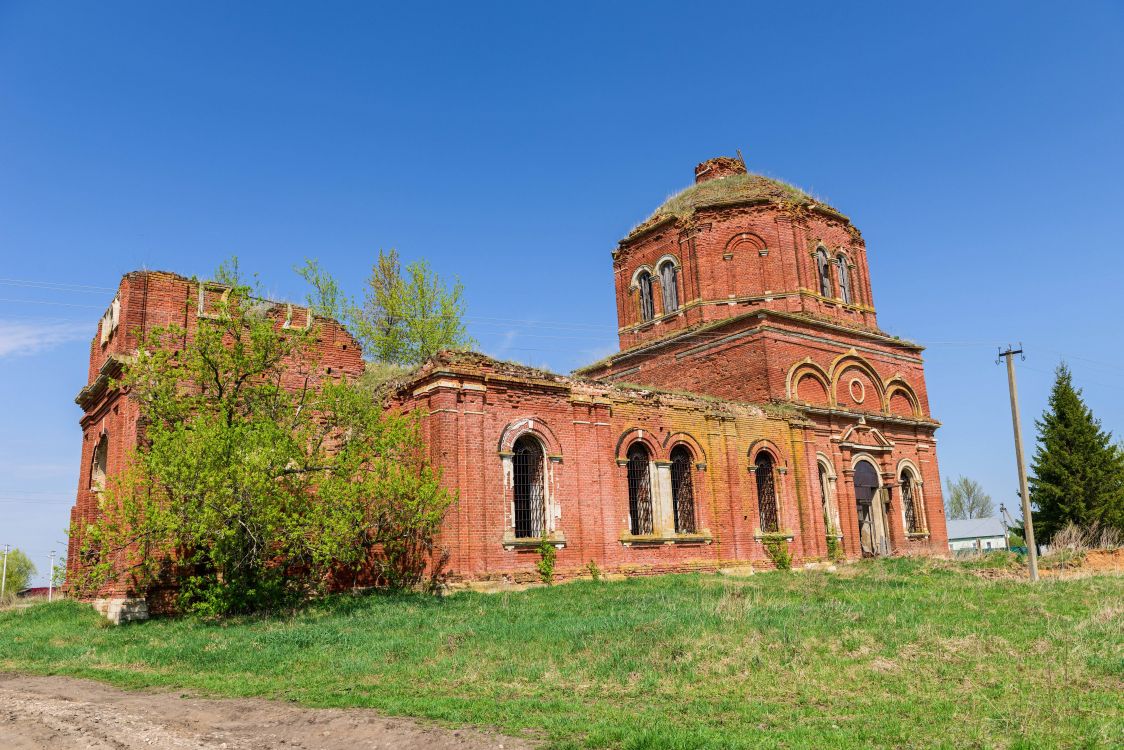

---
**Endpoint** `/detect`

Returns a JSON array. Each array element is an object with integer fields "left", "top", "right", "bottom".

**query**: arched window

[
  {"left": 637, "top": 271, "right": 655, "bottom": 322},
  {"left": 659, "top": 261, "right": 679, "bottom": 314},
  {"left": 513, "top": 435, "right": 545, "bottom": 538},
  {"left": 90, "top": 432, "right": 108, "bottom": 491},
  {"left": 670, "top": 445, "right": 696, "bottom": 534},
  {"left": 835, "top": 254, "right": 852, "bottom": 303},
  {"left": 626, "top": 443, "right": 654, "bottom": 535},
  {"left": 755, "top": 452, "right": 779, "bottom": 533},
  {"left": 900, "top": 468, "right": 924, "bottom": 534},
  {"left": 815, "top": 249, "right": 833, "bottom": 297},
  {"left": 818, "top": 462, "right": 834, "bottom": 533}
]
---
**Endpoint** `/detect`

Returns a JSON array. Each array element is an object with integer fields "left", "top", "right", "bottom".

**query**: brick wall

[
  {"left": 67, "top": 157, "right": 951, "bottom": 598},
  {"left": 66, "top": 271, "right": 364, "bottom": 597}
]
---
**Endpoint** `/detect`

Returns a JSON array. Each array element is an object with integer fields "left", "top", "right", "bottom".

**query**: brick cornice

[{"left": 578, "top": 308, "right": 922, "bottom": 375}]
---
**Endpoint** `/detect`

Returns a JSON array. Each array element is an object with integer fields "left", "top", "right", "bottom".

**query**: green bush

[
  {"left": 762, "top": 536, "right": 792, "bottom": 570},
  {"left": 585, "top": 560, "right": 601, "bottom": 581},
  {"left": 536, "top": 537, "right": 557, "bottom": 584}
]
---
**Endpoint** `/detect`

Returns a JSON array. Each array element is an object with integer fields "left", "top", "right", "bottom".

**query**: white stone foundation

[{"left": 93, "top": 597, "right": 148, "bottom": 624}]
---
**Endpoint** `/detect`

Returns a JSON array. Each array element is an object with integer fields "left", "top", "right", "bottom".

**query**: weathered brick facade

[
  {"left": 67, "top": 271, "right": 364, "bottom": 602},
  {"left": 69, "top": 157, "right": 948, "bottom": 605}
]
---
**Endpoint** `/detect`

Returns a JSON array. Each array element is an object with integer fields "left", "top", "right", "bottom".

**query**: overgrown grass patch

[{"left": 2, "top": 558, "right": 1121, "bottom": 749}]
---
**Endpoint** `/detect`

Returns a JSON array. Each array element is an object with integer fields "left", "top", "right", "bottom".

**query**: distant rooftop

[{"left": 946, "top": 517, "right": 1006, "bottom": 540}]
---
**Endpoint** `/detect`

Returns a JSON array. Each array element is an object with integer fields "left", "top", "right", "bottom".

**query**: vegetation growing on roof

[{"left": 629, "top": 172, "right": 844, "bottom": 237}]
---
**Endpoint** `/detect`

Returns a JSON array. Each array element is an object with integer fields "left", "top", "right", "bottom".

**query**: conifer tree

[{"left": 1029, "top": 363, "right": 1124, "bottom": 540}]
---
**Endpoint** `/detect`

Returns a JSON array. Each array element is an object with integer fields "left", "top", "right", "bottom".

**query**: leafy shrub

[
  {"left": 762, "top": 537, "right": 791, "bottom": 571},
  {"left": 825, "top": 534, "right": 842, "bottom": 562},
  {"left": 585, "top": 560, "right": 601, "bottom": 581},
  {"left": 536, "top": 538, "right": 557, "bottom": 585}
]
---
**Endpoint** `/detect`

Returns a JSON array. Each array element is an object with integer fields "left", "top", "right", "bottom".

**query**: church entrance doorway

[{"left": 854, "top": 460, "right": 889, "bottom": 556}]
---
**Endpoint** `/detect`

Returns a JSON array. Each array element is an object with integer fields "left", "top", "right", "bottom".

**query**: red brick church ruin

[{"left": 69, "top": 157, "right": 948, "bottom": 609}]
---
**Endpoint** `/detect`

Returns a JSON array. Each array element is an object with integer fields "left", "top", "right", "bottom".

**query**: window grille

[
  {"left": 670, "top": 446, "right": 696, "bottom": 534},
  {"left": 627, "top": 444, "right": 654, "bottom": 535},
  {"left": 901, "top": 470, "right": 923, "bottom": 534},
  {"left": 755, "top": 453, "right": 779, "bottom": 533},
  {"left": 637, "top": 271, "right": 655, "bottom": 322},
  {"left": 659, "top": 262, "right": 679, "bottom": 313},
  {"left": 835, "top": 255, "right": 852, "bottom": 303},
  {"left": 513, "top": 435, "right": 545, "bottom": 538},
  {"left": 815, "top": 249, "right": 833, "bottom": 297}
]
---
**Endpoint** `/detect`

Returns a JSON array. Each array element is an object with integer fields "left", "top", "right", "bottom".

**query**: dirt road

[{"left": 0, "top": 674, "right": 534, "bottom": 749}]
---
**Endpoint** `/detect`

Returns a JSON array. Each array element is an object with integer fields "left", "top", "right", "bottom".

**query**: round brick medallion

[{"left": 849, "top": 378, "right": 866, "bottom": 404}]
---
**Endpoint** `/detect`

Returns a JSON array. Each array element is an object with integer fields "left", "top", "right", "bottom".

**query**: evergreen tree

[{"left": 1029, "top": 363, "right": 1124, "bottom": 540}]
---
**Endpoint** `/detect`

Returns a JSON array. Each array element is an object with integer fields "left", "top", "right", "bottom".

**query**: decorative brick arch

[
  {"left": 895, "top": 457, "right": 924, "bottom": 485},
  {"left": 746, "top": 438, "right": 786, "bottom": 467},
  {"left": 497, "top": 417, "right": 563, "bottom": 457},
  {"left": 615, "top": 426, "right": 664, "bottom": 461},
  {"left": 725, "top": 232, "right": 766, "bottom": 253},
  {"left": 883, "top": 377, "right": 921, "bottom": 418},
  {"left": 654, "top": 253, "right": 681, "bottom": 271},
  {"left": 628, "top": 265, "right": 656, "bottom": 290},
  {"left": 830, "top": 352, "right": 886, "bottom": 408},
  {"left": 786, "top": 359, "right": 833, "bottom": 407},
  {"left": 661, "top": 431, "right": 707, "bottom": 465}
]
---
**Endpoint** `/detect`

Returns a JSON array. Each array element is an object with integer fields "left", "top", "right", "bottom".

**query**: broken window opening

[
  {"left": 90, "top": 432, "right": 108, "bottom": 492},
  {"left": 815, "top": 249, "right": 833, "bottom": 298},
  {"left": 818, "top": 461, "right": 834, "bottom": 533},
  {"left": 901, "top": 468, "right": 923, "bottom": 534},
  {"left": 835, "top": 254, "right": 852, "bottom": 303},
  {"left": 637, "top": 271, "right": 655, "bottom": 322},
  {"left": 659, "top": 261, "right": 679, "bottom": 314}
]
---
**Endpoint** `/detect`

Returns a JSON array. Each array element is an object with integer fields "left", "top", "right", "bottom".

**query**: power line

[
  {"left": 0, "top": 278, "right": 115, "bottom": 293},
  {"left": 0, "top": 298, "right": 104, "bottom": 309}
]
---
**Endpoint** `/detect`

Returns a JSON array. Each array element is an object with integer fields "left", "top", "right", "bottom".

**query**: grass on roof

[{"left": 630, "top": 172, "right": 842, "bottom": 237}]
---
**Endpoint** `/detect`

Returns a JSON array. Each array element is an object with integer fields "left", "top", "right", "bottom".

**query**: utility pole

[
  {"left": 1, "top": 544, "right": 8, "bottom": 599},
  {"left": 998, "top": 345, "right": 1039, "bottom": 581},
  {"left": 47, "top": 550, "right": 56, "bottom": 602}
]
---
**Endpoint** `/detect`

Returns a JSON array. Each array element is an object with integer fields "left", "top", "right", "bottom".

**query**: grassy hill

[{"left": 1, "top": 557, "right": 1121, "bottom": 749}]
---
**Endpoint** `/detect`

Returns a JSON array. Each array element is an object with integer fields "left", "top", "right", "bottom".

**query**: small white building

[{"left": 947, "top": 518, "right": 1007, "bottom": 553}]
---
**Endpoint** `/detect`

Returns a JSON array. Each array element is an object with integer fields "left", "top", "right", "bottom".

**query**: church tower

[{"left": 580, "top": 157, "right": 947, "bottom": 558}]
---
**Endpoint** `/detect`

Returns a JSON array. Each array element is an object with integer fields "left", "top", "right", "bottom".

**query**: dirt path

[{"left": 0, "top": 674, "right": 535, "bottom": 750}]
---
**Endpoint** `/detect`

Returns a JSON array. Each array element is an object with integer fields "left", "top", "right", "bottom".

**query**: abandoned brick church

[{"left": 69, "top": 156, "right": 948, "bottom": 598}]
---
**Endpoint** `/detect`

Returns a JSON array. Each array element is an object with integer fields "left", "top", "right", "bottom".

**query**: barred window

[
  {"left": 627, "top": 444, "right": 654, "bottom": 535},
  {"left": 513, "top": 435, "right": 545, "bottom": 538},
  {"left": 670, "top": 445, "right": 696, "bottom": 534},
  {"left": 637, "top": 271, "right": 655, "bottom": 322},
  {"left": 835, "top": 254, "right": 852, "bottom": 303},
  {"left": 755, "top": 452, "right": 779, "bottom": 533},
  {"left": 659, "top": 261, "right": 679, "bottom": 314},
  {"left": 815, "top": 249, "right": 833, "bottom": 297},
  {"left": 901, "top": 469, "right": 924, "bottom": 534}
]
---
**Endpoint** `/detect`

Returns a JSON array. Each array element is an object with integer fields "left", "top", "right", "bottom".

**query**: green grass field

[{"left": 1, "top": 557, "right": 1121, "bottom": 749}]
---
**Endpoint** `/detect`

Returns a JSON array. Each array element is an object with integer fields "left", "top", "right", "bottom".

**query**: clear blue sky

[{"left": 3, "top": 2, "right": 1123, "bottom": 584}]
